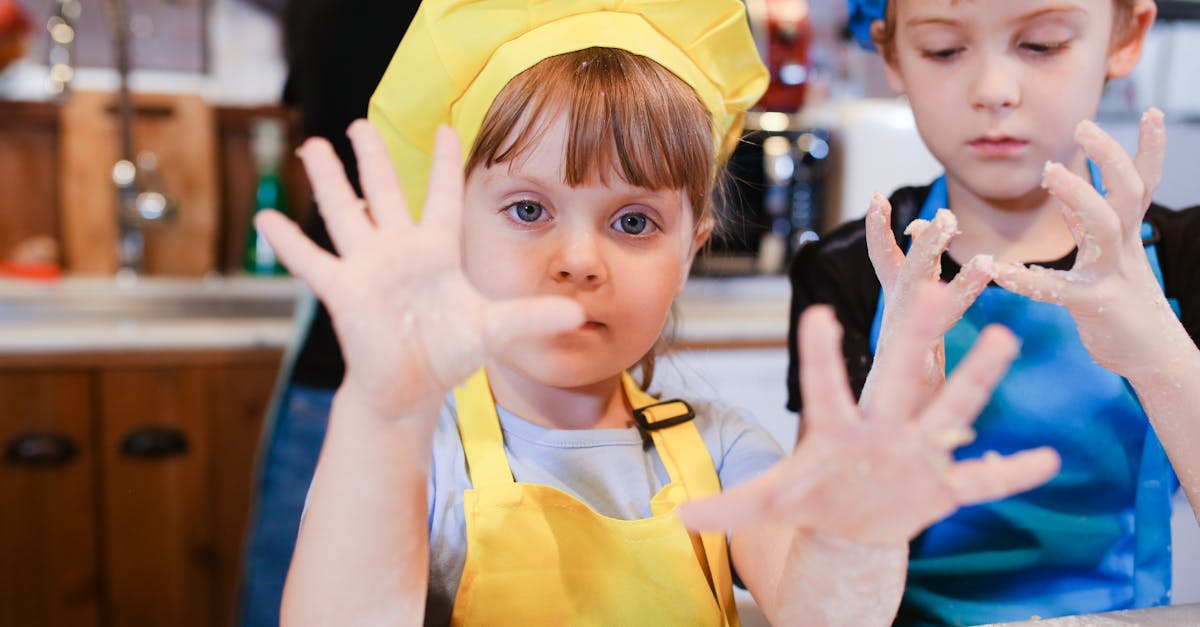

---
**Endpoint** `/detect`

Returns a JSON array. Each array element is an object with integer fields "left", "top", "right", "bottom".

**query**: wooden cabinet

[
  {"left": 0, "top": 371, "right": 99, "bottom": 627},
  {"left": 0, "top": 349, "right": 281, "bottom": 627}
]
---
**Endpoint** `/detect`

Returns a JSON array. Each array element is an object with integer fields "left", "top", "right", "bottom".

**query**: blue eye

[
  {"left": 507, "top": 200, "right": 545, "bottom": 223},
  {"left": 614, "top": 212, "right": 652, "bottom": 235}
]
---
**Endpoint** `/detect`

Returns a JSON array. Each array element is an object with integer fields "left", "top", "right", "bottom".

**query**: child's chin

[
  {"left": 498, "top": 349, "right": 626, "bottom": 390},
  {"left": 956, "top": 167, "right": 1047, "bottom": 203}
]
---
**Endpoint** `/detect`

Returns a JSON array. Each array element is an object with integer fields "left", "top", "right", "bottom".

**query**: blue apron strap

[{"left": 1087, "top": 159, "right": 1107, "bottom": 196}]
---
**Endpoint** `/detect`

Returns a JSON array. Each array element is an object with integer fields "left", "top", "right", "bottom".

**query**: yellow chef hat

[{"left": 368, "top": 0, "right": 768, "bottom": 214}]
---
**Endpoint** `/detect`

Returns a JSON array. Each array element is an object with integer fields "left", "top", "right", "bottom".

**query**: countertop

[
  {"left": 674, "top": 275, "right": 791, "bottom": 347},
  {"left": 0, "top": 274, "right": 792, "bottom": 354},
  {"left": 0, "top": 275, "right": 303, "bottom": 354}
]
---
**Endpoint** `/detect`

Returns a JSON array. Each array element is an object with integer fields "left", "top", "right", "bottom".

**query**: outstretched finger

[
  {"left": 483, "top": 296, "right": 586, "bottom": 351},
  {"left": 898, "top": 209, "right": 957, "bottom": 288},
  {"left": 938, "top": 254, "right": 994, "bottom": 332},
  {"left": 866, "top": 194, "right": 904, "bottom": 292},
  {"left": 1133, "top": 108, "right": 1166, "bottom": 207},
  {"left": 798, "top": 306, "right": 859, "bottom": 430},
  {"left": 297, "top": 138, "right": 373, "bottom": 252},
  {"left": 919, "top": 324, "right": 1018, "bottom": 435},
  {"left": 1074, "top": 120, "right": 1148, "bottom": 230},
  {"left": 1042, "top": 162, "right": 1122, "bottom": 254},
  {"left": 422, "top": 126, "right": 465, "bottom": 234},
  {"left": 347, "top": 119, "right": 413, "bottom": 228},
  {"left": 947, "top": 447, "right": 1060, "bottom": 506},
  {"left": 864, "top": 282, "right": 949, "bottom": 421},
  {"left": 255, "top": 210, "right": 339, "bottom": 296},
  {"left": 992, "top": 262, "right": 1072, "bottom": 306},
  {"left": 678, "top": 466, "right": 786, "bottom": 532}
]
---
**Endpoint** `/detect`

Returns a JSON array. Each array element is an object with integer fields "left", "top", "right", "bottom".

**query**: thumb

[
  {"left": 482, "top": 296, "right": 586, "bottom": 352},
  {"left": 678, "top": 466, "right": 788, "bottom": 532},
  {"left": 993, "top": 262, "right": 1070, "bottom": 305},
  {"left": 938, "top": 254, "right": 994, "bottom": 331},
  {"left": 679, "top": 488, "right": 769, "bottom": 533}
]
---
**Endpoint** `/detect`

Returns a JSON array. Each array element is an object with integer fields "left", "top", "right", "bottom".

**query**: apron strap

[
  {"left": 621, "top": 373, "right": 738, "bottom": 627},
  {"left": 453, "top": 369, "right": 515, "bottom": 488}
]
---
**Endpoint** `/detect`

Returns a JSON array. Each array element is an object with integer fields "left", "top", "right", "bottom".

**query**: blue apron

[{"left": 869, "top": 169, "right": 1180, "bottom": 626}]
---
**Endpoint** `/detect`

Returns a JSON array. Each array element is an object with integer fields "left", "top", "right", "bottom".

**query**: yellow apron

[{"left": 449, "top": 369, "right": 738, "bottom": 626}]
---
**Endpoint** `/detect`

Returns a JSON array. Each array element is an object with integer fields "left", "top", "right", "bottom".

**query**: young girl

[
  {"left": 787, "top": 0, "right": 1200, "bottom": 624},
  {"left": 257, "top": 1, "right": 1060, "bottom": 624}
]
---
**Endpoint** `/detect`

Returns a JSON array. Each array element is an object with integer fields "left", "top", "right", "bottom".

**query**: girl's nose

[
  {"left": 969, "top": 54, "right": 1021, "bottom": 111},
  {"left": 552, "top": 229, "right": 607, "bottom": 287}
]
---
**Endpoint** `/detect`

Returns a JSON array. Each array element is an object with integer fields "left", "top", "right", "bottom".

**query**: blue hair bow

[{"left": 847, "top": 0, "right": 886, "bottom": 50}]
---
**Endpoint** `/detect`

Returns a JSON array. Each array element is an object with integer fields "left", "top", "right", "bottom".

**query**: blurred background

[{"left": 0, "top": 1, "right": 1198, "bottom": 626}]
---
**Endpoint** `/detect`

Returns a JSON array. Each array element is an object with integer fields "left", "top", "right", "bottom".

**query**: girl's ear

[{"left": 1107, "top": 0, "right": 1157, "bottom": 80}]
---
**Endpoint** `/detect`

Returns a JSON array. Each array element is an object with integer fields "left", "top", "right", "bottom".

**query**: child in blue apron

[
  {"left": 787, "top": 0, "right": 1200, "bottom": 624},
  {"left": 256, "top": 0, "right": 1063, "bottom": 624}
]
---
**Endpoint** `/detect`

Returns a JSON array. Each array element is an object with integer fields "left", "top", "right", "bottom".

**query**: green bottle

[{"left": 243, "top": 117, "right": 289, "bottom": 275}]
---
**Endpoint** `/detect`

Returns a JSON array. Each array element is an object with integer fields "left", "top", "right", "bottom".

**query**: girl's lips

[
  {"left": 561, "top": 320, "right": 605, "bottom": 335},
  {"left": 969, "top": 137, "right": 1029, "bottom": 157}
]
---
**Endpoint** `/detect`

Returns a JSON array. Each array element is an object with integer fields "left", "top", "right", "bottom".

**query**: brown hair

[
  {"left": 466, "top": 47, "right": 721, "bottom": 388},
  {"left": 466, "top": 47, "right": 720, "bottom": 230},
  {"left": 872, "top": 0, "right": 1137, "bottom": 63}
]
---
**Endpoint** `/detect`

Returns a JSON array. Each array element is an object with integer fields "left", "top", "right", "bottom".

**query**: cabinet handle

[
  {"left": 120, "top": 426, "right": 189, "bottom": 459},
  {"left": 5, "top": 431, "right": 79, "bottom": 467}
]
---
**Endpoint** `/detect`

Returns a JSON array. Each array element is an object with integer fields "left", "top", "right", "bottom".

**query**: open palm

[
  {"left": 994, "top": 110, "right": 1172, "bottom": 375},
  {"left": 682, "top": 286, "right": 1060, "bottom": 545},
  {"left": 256, "top": 121, "right": 583, "bottom": 416}
]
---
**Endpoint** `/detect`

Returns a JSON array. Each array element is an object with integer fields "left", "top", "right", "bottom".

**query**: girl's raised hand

[
  {"left": 862, "top": 195, "right": 993, "bottom": 410},
  {"left": 993, "top": 110, "right": 1173, "bottom": 377},
  {"left": 257, "top": 121, "right": 584, "bottom": 417},
  {"left": 680, "top": 285, "right": 1060, "bottom": 545}
]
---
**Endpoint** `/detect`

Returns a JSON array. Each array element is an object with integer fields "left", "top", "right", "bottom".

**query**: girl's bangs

[{"left": 468, "top": 48, "right": 715, "bottom": 218}]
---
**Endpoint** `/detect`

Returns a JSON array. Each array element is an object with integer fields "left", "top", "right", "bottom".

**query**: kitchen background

[{"left": 0, "top": 1, "right": 1198, "bottom": 626}]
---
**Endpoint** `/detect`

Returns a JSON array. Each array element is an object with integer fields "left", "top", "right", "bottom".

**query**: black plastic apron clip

[{"left": 632, "top": 399, "right": 696, "bottom": 449}]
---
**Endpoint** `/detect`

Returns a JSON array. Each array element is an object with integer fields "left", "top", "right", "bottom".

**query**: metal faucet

[
  {"left": 46, "top": 0, "right": 81, "bottom": 97},
  {"left": 105, "top": 0, "right": 176, "bottom": 276}
]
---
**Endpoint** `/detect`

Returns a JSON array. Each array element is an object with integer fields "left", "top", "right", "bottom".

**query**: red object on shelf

[
  {"left": 0, "top": 262, "right": 63, "bottom": 281},
  {"left": 754, "top": 0, "right": 811, "bottom": 112},
  {"left": 0, "top": 0, "right": 32, "bottom": 71}
]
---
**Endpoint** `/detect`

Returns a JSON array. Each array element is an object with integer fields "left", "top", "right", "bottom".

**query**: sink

[{"left": 0, "top": 276, "right": 303, "bottom": 324}]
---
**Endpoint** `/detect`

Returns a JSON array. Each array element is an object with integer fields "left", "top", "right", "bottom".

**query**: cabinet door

[
  {"left": 100, "top": 367, "right": 216, "bottom": 627},
  {"left": 208, "top": 363, "right": 279, "bottom": 626},
  {"left": 0, "top": 372, "right": 100, "bottom": 627},
  {"left": 100, "top": 361, "right": 278, "bottom": 627}
]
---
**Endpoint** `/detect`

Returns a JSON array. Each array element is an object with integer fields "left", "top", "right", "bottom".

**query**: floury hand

[
  {"left": 255, "top": 121, "right": 585, "bottom": 419},
  {"left": 681, "top": 285, "right": 1060, "bottom": 545}
]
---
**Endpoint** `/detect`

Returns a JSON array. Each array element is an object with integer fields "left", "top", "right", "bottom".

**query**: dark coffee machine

[
  {"left": 696, "top": 113, "right": 831, "bottom": 276},
  {"left": 694, "top": 0, "right": 828, "bottom": 275}
]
